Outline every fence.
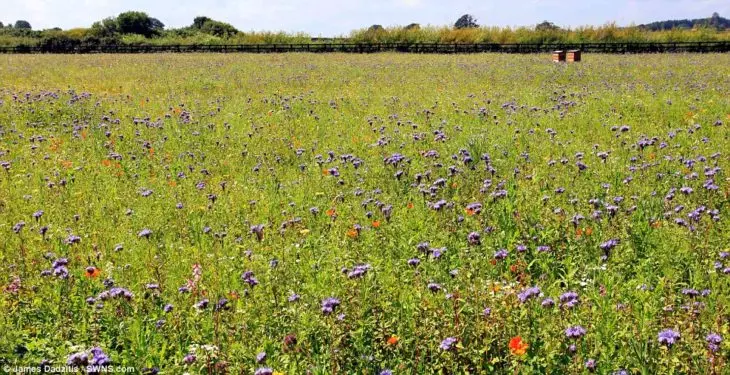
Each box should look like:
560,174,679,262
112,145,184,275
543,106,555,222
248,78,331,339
1,41,729,54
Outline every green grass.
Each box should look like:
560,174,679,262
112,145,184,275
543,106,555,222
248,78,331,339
0,53,729,374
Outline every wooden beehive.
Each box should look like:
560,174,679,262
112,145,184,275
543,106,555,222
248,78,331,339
567,50,581,62
552,50,566,62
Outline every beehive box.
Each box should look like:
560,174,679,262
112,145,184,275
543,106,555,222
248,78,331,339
552,50,566,62
567,50,581,62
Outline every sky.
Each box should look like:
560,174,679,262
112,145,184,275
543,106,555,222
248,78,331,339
2,0,728,36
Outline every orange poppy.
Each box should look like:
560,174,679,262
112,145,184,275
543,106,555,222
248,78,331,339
84,267,101,278
407,202,414,209
346,228,359,238
326,208,336,217
584,227,593,236
61,160,73,169
372,220,381,228
322,169,330,176
465,208,476,216
509,336,528,356
101,159,111,167
387,335,399,346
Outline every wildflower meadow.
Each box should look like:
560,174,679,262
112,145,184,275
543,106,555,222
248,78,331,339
0,53,729,374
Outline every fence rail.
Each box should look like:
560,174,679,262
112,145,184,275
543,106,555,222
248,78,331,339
1,41,729,54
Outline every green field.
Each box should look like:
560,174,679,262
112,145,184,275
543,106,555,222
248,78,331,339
1,53,729,374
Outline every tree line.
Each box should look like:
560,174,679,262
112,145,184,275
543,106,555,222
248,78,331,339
1,12,728,49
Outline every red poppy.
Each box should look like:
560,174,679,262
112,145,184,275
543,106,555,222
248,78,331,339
509,336,528,356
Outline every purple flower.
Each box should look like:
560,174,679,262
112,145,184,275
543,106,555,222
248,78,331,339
321,297,341,315
163,304,173,313
541,298,555,308
347,264,372,279
706,333,722,353
407,258,420,267
467,231,481,246
250,224,265,241
214,298,229,311
565,325,587,339
256,352,266,363
560,291,580,308
53,266,69,279
32,210,44,220
108,287,133,300
194,299,209,310
585,359,596,372
517,286,541,303
380,370,393,375
138,228,152,238
12,221,25,234
439,337,457,351
67,351,89,366
494,249,509,260
52,258,68,269
536,245,550,252
183,354,196,364
65,234,81,244
657,329,680,347
482,307,491,316
465,202,483,214
241,271,259,287
288,293,300,302
254,368,273,375
599,239,620,253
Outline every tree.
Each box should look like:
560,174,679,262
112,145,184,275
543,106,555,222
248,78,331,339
91,17,120,37
14,20,32,29
536,21,559,31
0,22,4,28
116,11,159,37
454,14,478,29
150,18,165,32
192,16,212,29
368,24,384,32
405,23,420,30
190,16,238,37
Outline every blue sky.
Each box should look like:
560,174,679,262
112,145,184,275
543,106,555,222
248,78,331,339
2,0,728,36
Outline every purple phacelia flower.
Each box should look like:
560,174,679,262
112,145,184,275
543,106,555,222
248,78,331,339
467,231,481,246
494,249,508,260
321,297,341,315
657,329,680,347
439,337,457,351
565,325,587,339
518,286,541,303
194,299,209,310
